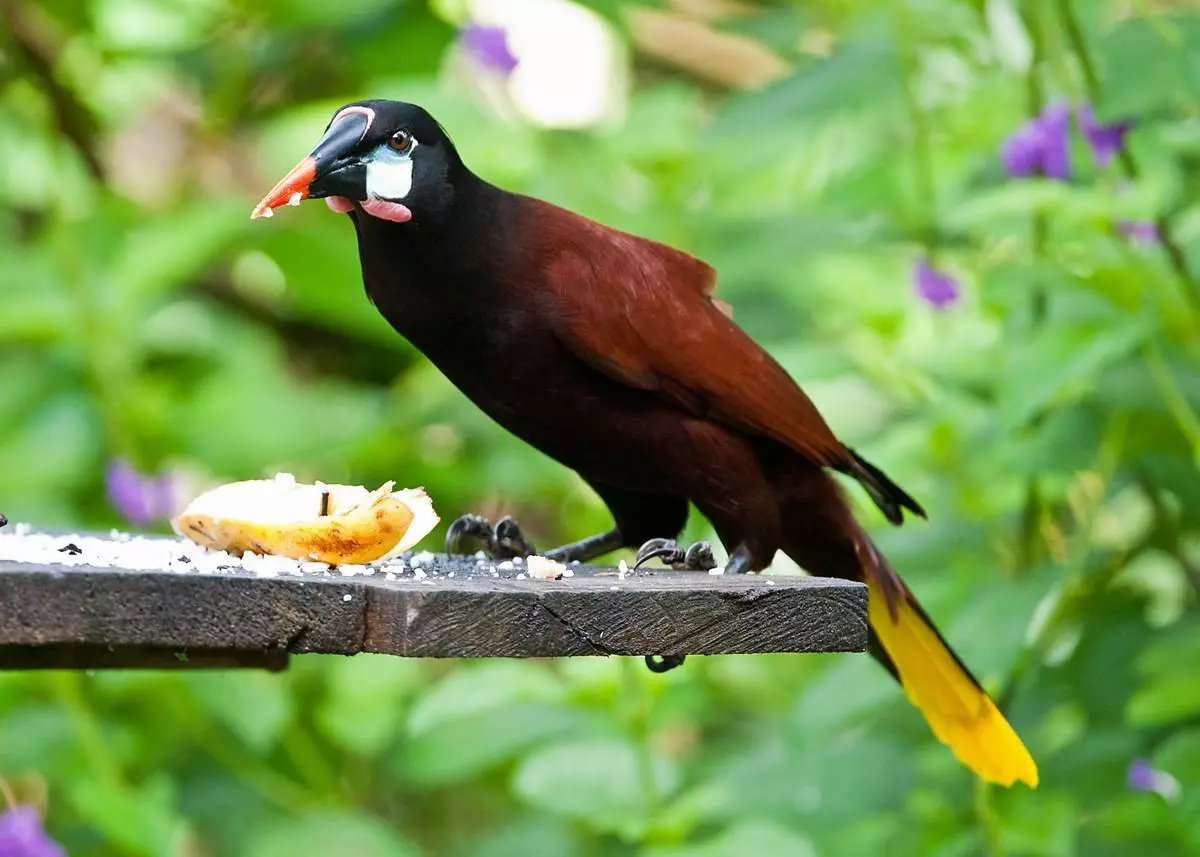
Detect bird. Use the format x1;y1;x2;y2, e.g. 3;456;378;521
251;99;1039;789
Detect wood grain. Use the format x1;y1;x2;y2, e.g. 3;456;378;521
0;554;866;670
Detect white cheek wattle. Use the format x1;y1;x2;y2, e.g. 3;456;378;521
365;158;414;201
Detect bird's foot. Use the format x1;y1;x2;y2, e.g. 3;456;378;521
445;513;536;559
632;538;717;572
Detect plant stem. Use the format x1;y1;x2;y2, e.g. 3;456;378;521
1142;341;1200;462
974;779;1006;857
199;726;323;811
1000;414;1131;708
53;673;125;790
0;0;105;182
890;0;937;252
1017;0;1049;572
1056;0;1200;312
1022;0;1049;321
620;658;661;825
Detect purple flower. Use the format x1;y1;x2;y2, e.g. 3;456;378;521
105;459;181;526
1116;220;1160;245
1001;101;1072;180
459;23;518;75
1078;104;1131;168
0;806;66;857
1127;758;1181;800
913;258;961;309
1000;122;1045;178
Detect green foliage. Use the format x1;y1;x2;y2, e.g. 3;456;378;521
1;0;1200;854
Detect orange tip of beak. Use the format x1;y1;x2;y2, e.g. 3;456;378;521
251;156;317;219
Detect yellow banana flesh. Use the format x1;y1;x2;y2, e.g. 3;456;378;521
172;474;439;565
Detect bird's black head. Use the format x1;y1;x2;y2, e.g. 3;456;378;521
252;100;464;225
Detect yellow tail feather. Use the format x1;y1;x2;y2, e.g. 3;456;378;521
867;581;1039;788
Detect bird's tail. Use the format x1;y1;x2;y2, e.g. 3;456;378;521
843;448;926;525
858;538;1039;788
777;466;1037;788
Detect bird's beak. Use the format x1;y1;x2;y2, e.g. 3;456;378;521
250;110;371;219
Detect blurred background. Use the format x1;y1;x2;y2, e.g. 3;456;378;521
2;0;1200;853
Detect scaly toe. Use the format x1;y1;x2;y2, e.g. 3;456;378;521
681;541;717;571
492;515;536;559
445;513;494;555
633;538;683;569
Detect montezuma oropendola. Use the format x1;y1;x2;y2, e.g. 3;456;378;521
252;100;1038;788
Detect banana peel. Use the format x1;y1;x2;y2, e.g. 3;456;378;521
172;473;439;565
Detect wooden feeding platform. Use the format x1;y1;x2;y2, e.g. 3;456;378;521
0;527;868;671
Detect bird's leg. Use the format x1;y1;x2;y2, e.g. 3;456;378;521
722;544;753;575
632;538;717;572
638;543;753;674
445;515;624;564
542;529;624;564
633;537;714;676
444;513;536;559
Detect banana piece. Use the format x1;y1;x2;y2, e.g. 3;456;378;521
172;473;439;565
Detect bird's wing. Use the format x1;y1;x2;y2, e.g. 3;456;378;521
530;202;845;468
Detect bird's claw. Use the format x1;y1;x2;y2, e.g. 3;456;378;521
632;538;716;571
445;513;536;559
644;654;686;673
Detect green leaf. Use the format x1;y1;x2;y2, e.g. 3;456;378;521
314;655;421;756
997;790;1078;856
513;738;678;839
1128;675;1200;727
110;197;250;306
245;810;421;857
186;672;294;752
717;17;901;135
405;661;565;735
642;820;818;857
996;315;1151;430
454;816;582;857
985;0;1032;72
396;702;603;787
69;775;185;857
1095;15;1200;120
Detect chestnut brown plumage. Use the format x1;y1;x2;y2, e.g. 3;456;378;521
253;99;1038;787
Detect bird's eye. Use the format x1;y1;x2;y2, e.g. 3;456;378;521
388;130;413;153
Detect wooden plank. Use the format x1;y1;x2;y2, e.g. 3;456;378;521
0;551;867;670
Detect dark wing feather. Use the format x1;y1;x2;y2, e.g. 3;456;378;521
525;198;847;469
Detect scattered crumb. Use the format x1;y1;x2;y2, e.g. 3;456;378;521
708;566;725;576
562;568;574;578
342;594;353;602
516;573;527;580
498;560;515;572
617;559;629;581
526;555;567;580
